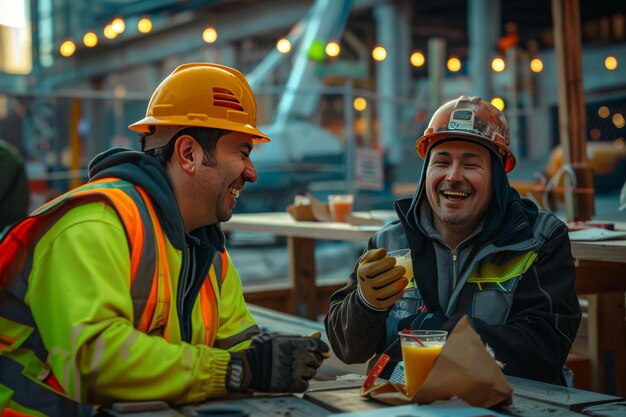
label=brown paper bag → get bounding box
[361,316,513,408]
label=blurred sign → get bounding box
[355,147,384,190]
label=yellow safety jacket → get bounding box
[0,178,259,417]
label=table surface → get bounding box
[224,213,626,262]
[99,376,625,417]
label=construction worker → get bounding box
[0,63,329,417]
[325,96,581,385]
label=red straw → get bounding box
[401,328,426,346]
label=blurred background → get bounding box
[1,0,625,283]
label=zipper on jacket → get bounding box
[451,249,458,289]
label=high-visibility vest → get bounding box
[0,178,228,416]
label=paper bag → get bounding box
[361,316,513,408]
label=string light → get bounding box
[598,106,610,118]
[276,38,291,54]
[325,42,340,58]
[410,50,425,67]
[530,58,543,73]
[59,40,76,57]
[82,32,98,48]
[353,97,367,111]
[111,18,125,34]
[103,24,117,39]
[491,57,505,72]
[202,26,218,43]
[490,97,505,111]
[447,56,461,72]
[372,46,387,61]
[137,18,152,33]
[612,113,625,128]
[605,55,618,70]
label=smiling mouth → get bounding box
[441,190,469,200]
[228,186,241,198]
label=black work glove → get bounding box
[226,332,330,393]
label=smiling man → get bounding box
[0,63,328,417]
[325,95,581,385]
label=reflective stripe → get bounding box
[0,179,158,416]
[467,251,538,290]
[0,356,81,417]
[213,324,261,350]
[134,188,170,335]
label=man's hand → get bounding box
[227,333,329,393]
[357,248,408,310]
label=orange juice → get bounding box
[328,195,354,222]
[394,256,414,280]
[401,342,443,396]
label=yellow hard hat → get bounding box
[416,95,515,172]
[129,63,269,143]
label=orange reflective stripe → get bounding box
[134,187,170,336]
[70,186,144,285]
[0,408,38,417]
[200,277,218,346]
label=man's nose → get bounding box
[243,158,258,183]
[446,162,463,182]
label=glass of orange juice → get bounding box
[398,330,447,396]
[387,249,413,284]
[328,194,354,222]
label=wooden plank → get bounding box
[507,376,623,411]
[587,294,626,396]
[289,237,317,319]
[575,261,626,294]
[571,240,626,264]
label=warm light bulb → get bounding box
[612,113,625,128]
[83,32,98,48]
[598,106,610,119]
[447,56,461,72]
[372,46,387,61]
[59,40,76,57]
[353,97,367,112]
[530,58,543,73]
[202,27,218,43]
[111,18,125,34]
[410,51,425,67]
[276,38,291,54]
[491,57,505,72]
[137,18,152,33]
[326,42,340,57]
[490,97,505,111]
[103,24,117,39]
[605,55,618,70]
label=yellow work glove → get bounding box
[357,248,408,310]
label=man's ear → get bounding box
[173,135,196,174]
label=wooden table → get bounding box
[569,223,626,397]
[222,212,380,319]
[98,376,625,417]
[223,213,626,395]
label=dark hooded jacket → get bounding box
[325,148,581,384]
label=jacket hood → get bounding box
[394,144,538,312]
[402,142,538,246]
[87,147,225,250]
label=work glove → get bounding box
[357,248,408,310]
[226,332,330,393]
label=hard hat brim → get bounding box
[416,131,516,172]
[129,117,270,143]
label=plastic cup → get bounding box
[387,249,413,282]
[398,330,447,396]
[328,194,354,222]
